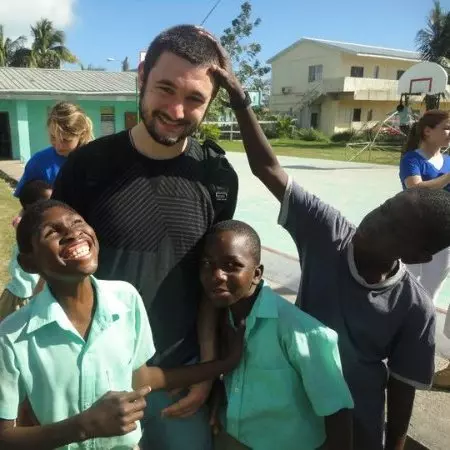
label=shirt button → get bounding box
[234,388,239,393]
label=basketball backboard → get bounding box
[397,61,448,95]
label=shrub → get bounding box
[331,130,356,142]
[199,123,221,141]
[275,117,296,139]
[295,128,329,142]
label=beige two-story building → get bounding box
[268,38,449,135]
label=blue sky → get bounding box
[1,0,446,70]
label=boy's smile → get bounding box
[30,206,99,280]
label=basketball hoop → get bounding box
[397,62,448,110]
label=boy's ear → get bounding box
[253,264,264,284]
[18,252,39,274]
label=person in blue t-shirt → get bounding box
[399,109,450,389]
[14,102,93,197]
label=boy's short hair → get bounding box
[17,199,77,254]
[208,220,261,264]
[19,180,52,209]
[405,187,450,253]
[142,25,222,84]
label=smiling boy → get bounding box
[0,200,243,450]
[200,220,354,450]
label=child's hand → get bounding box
[79,387,151,439]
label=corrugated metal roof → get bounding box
[0,67,137,95]
[268,37,421,63]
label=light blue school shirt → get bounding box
[223,283,354,450]
[0,277,155,450]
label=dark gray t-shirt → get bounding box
[279,178,435,450]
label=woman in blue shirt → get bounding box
[14,102,93,197]
[399,109,450,389]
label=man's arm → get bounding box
[0,388,150,450]
[385,377,415,450]
[324,409,353,450]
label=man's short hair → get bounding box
[142,25,222,83]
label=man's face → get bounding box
[23,206,99,282]
[200,231,262,308]
[139,52,216,146]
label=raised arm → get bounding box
[203,30,288,203]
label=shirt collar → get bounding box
[346,242,406,289]
[26,276,130,335]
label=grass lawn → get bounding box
[219,139,401,166]
[0,178,20,289]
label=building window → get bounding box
[367,109,373,121]
[353,108,362,122]
[350,66,364,77]
[396,70,405,80]
[100,107,115,136]
[308,64,323,82]
[373,66,379,79]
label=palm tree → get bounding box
[416,1,450,64]
[415,0,450,109]
[28,19,77,68]
[0,25,28,67]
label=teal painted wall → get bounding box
[1,98,137,161]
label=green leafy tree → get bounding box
[0,25,27,67]
[28,19,77,68]
[80,63,106,71]
[415,1,450,109]
[206,1,270,120]
[122,56,130,71]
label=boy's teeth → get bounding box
[65,244,90,259]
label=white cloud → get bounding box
[0,0,77,41]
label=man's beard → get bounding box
[139,97,200,147]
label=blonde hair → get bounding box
[47,102,94,147]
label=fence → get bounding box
[202,121,277,140]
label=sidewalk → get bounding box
[1,157,449,449]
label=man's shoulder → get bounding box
[70,131,130,164]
